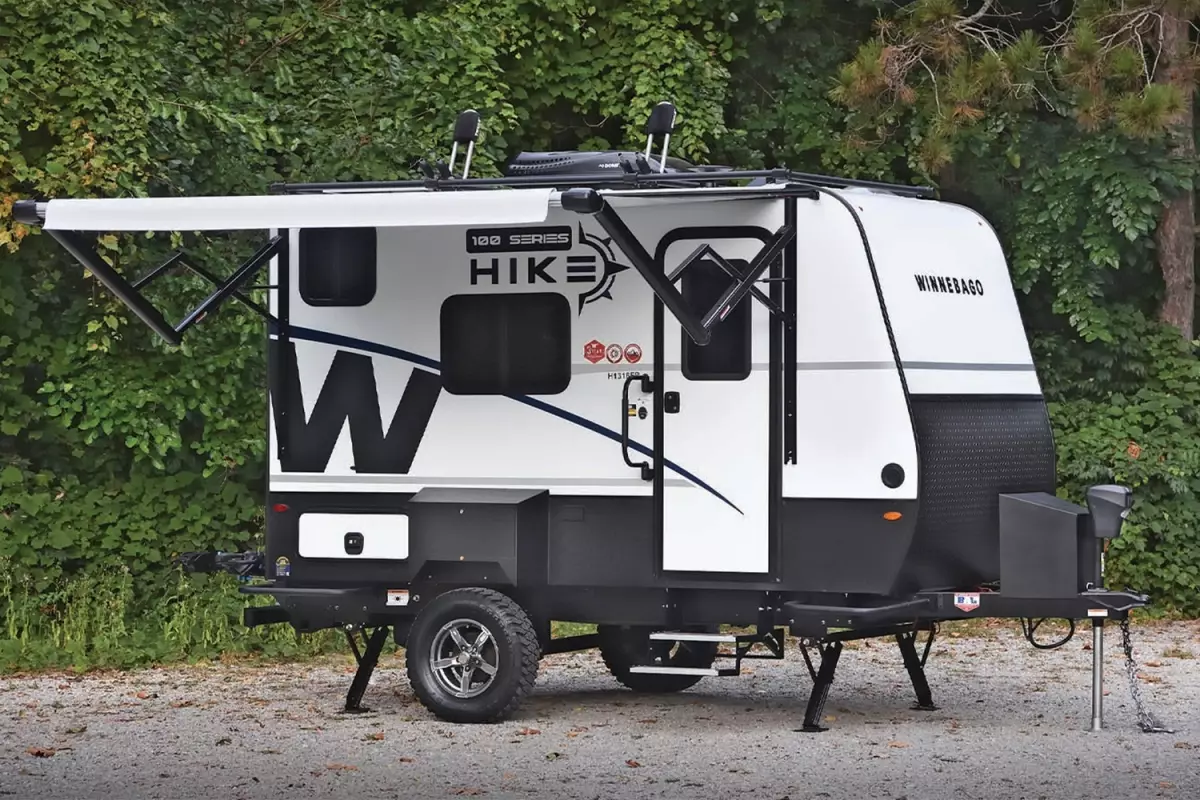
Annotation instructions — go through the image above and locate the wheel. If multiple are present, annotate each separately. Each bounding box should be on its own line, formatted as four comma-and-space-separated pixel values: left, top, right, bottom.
406, 587, 541, 723
597, 625, 719, 693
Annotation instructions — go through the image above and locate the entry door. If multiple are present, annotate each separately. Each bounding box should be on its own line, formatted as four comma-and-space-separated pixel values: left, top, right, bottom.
660, 249, 773, 574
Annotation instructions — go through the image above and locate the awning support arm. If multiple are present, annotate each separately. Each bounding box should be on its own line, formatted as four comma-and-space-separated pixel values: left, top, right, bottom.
666, 242, 785, 319
697, 225, 793, 329
133, 249, 271, 322
562, 188, 795, 344
46, 230, 281, 346
562, 188, 713, 345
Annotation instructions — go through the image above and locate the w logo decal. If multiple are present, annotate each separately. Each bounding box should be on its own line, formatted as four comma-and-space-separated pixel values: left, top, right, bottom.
270, 339, 441, 473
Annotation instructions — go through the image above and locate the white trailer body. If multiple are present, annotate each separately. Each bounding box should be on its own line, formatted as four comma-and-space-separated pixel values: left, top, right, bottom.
268, 188, 1037, 582
15, 116, 1148, 730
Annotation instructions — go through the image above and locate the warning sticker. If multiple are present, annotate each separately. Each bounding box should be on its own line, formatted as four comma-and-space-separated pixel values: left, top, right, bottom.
583, 339, 605, 364
624, 343, 643, 364
953, 593, 980, 612
1087, 608, 1108, 618
386, 589, 410, 607
605, 343, 623, 364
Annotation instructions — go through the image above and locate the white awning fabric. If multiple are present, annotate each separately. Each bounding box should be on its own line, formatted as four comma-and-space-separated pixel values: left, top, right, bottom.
42, 188, 554, 232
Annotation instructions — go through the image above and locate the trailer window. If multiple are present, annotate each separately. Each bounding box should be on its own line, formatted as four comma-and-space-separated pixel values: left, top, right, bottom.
681, 258, 751, 381
298, 227, 377, 306
440, 292, 571, 395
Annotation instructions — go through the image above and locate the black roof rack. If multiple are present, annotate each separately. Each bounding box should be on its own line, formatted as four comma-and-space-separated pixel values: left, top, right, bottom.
268, 167, 935, 199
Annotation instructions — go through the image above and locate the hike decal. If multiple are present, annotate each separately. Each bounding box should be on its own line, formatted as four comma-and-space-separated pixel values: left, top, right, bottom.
465, 223, 631, 314
573, 224, 631, 314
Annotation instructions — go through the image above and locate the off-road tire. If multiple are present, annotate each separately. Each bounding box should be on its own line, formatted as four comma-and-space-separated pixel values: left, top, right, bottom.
597, 624, 719, 693
406, 588, 540, 723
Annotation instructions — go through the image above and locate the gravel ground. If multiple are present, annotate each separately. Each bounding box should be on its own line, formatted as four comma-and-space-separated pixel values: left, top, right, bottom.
2, 621, 1197, 800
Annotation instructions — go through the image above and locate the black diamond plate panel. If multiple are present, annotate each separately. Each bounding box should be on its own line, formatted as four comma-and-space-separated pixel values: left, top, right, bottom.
902, 396, 1057, 590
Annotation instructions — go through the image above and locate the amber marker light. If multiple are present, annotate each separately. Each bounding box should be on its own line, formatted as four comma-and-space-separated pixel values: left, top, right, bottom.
883, 511, 902, 521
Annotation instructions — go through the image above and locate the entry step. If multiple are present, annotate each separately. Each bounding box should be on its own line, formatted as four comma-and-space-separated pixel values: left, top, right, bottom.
649, 631, 738, 643
628, 665, 722, 677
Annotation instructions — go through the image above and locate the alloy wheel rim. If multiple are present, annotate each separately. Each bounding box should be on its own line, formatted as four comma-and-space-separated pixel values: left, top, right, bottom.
429, 618, 500, 699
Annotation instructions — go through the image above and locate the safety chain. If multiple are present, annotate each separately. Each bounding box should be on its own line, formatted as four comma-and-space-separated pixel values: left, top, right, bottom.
1119, 616, 1173, 734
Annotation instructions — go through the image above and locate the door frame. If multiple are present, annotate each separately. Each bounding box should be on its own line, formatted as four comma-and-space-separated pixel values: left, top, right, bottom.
648, 211, 797, 582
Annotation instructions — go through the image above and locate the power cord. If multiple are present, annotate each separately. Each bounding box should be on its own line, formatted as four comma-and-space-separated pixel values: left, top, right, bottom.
1020, 617, 1075, 650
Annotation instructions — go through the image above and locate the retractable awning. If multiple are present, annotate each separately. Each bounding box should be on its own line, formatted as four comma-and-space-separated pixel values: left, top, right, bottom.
10, 188, 558, 347
12, 183, 803, 349
17, 188, 555, 232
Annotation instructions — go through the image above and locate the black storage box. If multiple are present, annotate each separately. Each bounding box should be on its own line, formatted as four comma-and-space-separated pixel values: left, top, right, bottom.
998, 492, 1099, 598
406, 487, 549, 588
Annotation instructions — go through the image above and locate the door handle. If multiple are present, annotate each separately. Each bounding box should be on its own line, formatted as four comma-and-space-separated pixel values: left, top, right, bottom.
621, 374, 654, 482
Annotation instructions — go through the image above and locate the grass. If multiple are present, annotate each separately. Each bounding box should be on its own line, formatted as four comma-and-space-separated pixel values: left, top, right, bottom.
550, 621, 598, 638
0, 563, 341, 674
2, 563, 1193, 676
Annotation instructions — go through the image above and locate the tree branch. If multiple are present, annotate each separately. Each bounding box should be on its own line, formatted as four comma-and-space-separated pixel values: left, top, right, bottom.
957, 0, 998, 30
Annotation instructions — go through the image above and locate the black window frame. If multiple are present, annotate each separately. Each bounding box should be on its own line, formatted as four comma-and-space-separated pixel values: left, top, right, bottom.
680, 257, 752, 382
439, 291, 572, 396
298, 226, 378, 307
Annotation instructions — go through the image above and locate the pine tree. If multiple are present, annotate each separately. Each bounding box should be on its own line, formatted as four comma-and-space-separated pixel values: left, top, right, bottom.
833, 0, 1197, 340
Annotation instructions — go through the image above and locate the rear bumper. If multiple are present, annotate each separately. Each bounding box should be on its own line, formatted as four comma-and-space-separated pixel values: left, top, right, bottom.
239, 582, 408, 633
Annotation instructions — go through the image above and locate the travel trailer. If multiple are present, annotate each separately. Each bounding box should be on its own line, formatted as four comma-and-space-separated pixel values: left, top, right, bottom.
14, 103, 1165, 733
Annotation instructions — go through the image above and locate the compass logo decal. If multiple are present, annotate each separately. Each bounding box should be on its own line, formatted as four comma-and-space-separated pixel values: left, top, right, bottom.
571, 223, 631, 314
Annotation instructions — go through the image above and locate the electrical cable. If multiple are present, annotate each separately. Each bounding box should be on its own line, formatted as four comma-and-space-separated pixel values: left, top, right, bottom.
1020, 617, 1075, 649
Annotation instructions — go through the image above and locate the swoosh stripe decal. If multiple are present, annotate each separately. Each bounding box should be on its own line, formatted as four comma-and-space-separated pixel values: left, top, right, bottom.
279, 325, 743, 515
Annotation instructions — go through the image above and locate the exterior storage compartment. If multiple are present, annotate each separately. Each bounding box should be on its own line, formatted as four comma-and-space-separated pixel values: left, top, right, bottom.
998, 492, 1099, 598
407, 488, 550, 588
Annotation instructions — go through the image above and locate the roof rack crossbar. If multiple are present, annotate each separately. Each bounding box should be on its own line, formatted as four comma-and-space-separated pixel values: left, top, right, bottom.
45, 229, 281, 346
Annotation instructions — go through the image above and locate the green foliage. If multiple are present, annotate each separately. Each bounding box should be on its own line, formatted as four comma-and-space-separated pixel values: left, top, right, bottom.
944, 114, 1200, 614
1041, 317, 1200, 612
0, 0, 790, 671
830, 1, 1197, 175
0, 0, 1198, 675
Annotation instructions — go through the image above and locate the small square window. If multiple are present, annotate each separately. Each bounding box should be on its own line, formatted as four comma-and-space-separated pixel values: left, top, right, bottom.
299, 227, 377, 306
440, 293, 571, 395
681, 258, 751, 381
